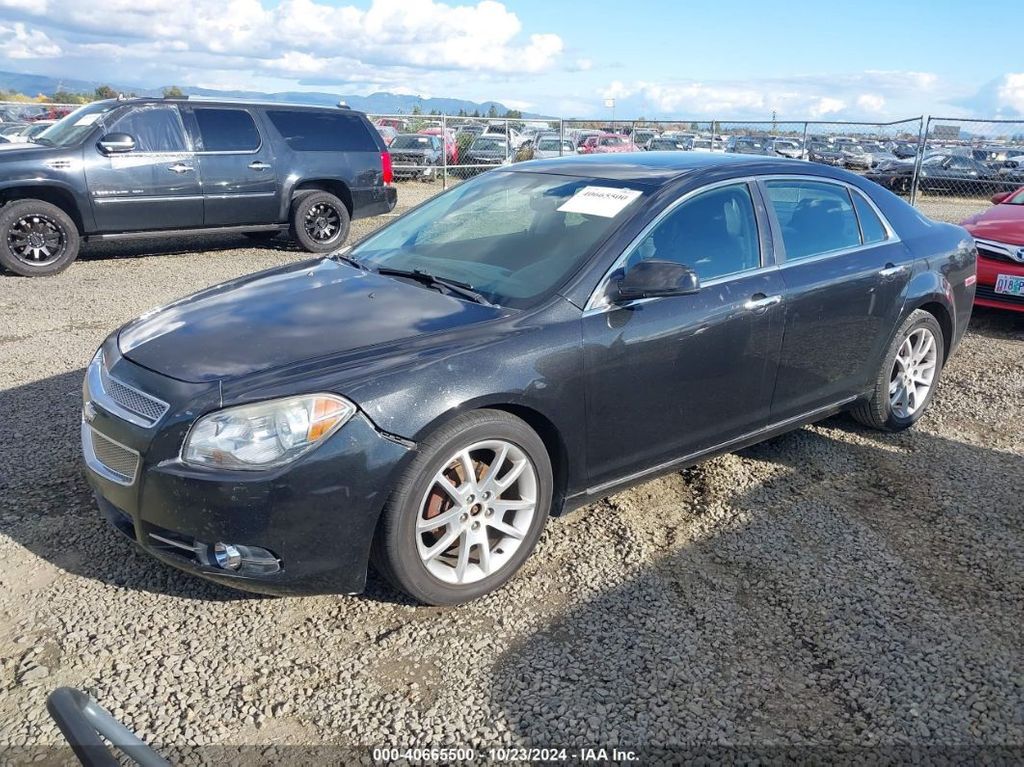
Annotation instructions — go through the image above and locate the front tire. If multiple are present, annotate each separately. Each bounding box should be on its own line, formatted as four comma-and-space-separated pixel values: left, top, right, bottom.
289, 191, 351, 253
372, 410, 553, 605
852, 309, 944, 431
0, 199, 80, 277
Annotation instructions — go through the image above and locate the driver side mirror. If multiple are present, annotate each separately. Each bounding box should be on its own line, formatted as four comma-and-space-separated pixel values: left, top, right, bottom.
98, 133, 135, 154
614, 259, 701, 302
991, 191, 1011, 204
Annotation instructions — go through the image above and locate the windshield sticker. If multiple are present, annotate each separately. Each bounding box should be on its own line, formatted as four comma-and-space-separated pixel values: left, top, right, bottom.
558, 186, 642, 218
74, 113, 102, 127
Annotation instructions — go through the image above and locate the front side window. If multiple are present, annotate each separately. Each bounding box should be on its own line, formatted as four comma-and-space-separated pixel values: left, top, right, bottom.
764, 180, 861, 261
624, 183, 761, 282
110, 106, 187, 152
193, 108, 260, 152
352, 171, 646, 307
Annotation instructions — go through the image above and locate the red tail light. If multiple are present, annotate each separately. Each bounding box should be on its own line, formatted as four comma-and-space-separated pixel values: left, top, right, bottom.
381, 151, 393, 185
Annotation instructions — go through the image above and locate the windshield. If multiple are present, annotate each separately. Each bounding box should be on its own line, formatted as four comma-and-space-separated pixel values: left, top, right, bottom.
1004, 188, 1024, 204
692, 140, 711, 149
536, 139, 561, 151
391, 135, 432, 149
600, 136, 627, 146
351, 171, 646, 308
33, 101, 118, 147
472, 138, 505, 151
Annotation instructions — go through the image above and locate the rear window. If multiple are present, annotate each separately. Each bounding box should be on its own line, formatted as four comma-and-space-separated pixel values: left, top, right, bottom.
266, 110, 378, 152
193, 108, 260, 152
765, 180, 862, 261
852, 191, 888, 244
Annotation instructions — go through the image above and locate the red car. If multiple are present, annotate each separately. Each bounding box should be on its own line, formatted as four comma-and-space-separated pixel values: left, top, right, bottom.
960, 187, 1024, 312
419, 127, 459, 164
579, 134, 638, 154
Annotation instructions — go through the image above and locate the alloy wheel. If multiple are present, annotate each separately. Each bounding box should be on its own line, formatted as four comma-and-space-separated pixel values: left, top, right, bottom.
416, 440, 538, 585
303, 202, 341, 243
7, 213, 66, 266
889, 327, 938, 418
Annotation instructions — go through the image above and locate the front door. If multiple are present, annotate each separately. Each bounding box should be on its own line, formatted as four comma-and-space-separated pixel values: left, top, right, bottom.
761, 178, 913, 420
583, 181, 786, 489
85, 104, 202, 232
185, 106, 280, 226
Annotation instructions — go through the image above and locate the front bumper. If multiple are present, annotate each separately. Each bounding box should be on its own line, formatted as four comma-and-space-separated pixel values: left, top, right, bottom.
82, 342, 413, 595
975, 253, 1024, 312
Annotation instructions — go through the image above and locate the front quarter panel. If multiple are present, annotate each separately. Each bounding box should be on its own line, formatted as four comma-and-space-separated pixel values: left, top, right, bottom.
222, 298, 588, 495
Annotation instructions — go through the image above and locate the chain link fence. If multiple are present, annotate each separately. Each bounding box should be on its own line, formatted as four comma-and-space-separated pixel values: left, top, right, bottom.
905, 116, 1024, 222
8, 100, 1024, 225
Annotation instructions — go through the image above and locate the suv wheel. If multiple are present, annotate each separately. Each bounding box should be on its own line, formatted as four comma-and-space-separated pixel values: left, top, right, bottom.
852, 309, 944, 432
0, 199, 80, 277
372, 410, 553, 605
290, 191, 350, 253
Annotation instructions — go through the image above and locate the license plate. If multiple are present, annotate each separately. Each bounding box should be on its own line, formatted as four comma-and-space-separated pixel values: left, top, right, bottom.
994, 274, 1024, 296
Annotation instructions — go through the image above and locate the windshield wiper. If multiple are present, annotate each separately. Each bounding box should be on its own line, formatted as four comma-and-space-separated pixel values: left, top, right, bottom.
330, 250, 369, 271
376, 267, 494, 306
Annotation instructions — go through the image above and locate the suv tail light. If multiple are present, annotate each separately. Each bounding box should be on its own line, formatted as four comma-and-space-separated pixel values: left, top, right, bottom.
381, 151, 393, 185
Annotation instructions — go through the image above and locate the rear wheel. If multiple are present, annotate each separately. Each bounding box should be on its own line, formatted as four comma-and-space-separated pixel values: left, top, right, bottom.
289, 191, 351, 253
0, 199, 80, 277
372, 410, 552, 605
853, 309, 944, 431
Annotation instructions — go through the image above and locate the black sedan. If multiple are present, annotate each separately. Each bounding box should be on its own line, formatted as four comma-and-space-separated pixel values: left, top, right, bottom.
82, 154, 976, 605
867, 153, 999, 195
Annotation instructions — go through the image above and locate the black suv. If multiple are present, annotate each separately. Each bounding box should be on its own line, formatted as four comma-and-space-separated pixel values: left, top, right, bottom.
0, 97, 397, 276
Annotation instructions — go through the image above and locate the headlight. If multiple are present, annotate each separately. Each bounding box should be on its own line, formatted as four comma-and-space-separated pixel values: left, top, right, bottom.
183, 394, 356, 470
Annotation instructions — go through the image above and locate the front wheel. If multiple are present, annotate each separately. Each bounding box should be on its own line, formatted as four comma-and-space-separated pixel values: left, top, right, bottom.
289, 191, 351, 253
852, 309, 944, 431
372, 410, 553, 605
0, 199, 80, 277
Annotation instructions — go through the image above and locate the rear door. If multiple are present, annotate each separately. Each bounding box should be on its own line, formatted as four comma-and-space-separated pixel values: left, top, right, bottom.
761, 178, 912, 420
85, 104, 202, 232
184, 106, 279, 226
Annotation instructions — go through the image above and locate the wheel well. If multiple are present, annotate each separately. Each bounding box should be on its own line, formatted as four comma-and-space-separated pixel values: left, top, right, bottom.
292, 180, 353, 216
917, 301, 953, 361
486, 404, 571, 516
0, 186, 84, 234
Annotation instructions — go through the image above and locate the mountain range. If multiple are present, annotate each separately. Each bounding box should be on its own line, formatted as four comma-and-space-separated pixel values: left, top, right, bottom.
0, 70, 543, 117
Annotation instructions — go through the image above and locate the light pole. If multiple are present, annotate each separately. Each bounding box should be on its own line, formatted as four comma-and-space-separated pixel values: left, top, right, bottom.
604, 97, 615, 130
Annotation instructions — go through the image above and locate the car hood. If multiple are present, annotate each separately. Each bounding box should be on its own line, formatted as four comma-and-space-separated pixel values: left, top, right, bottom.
0, 142, 61, 158
118, 258, 505, 383
962, 205, 1024, 244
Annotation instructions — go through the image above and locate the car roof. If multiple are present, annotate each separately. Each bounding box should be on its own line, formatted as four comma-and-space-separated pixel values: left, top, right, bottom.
513, 152, 814, 184
98, 97, 368, 116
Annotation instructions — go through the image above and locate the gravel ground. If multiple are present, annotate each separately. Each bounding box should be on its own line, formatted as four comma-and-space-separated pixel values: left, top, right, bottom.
1, 181, 1022, 761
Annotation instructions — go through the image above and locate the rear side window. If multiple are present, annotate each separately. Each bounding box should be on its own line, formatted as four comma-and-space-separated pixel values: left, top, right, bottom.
266, 110, 378, 152
193, 108, 260, 151
765, 180, 861, 261
852, 191, 888, 244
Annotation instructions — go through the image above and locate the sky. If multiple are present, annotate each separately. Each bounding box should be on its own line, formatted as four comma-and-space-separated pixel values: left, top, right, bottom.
0, 0, 1021, 121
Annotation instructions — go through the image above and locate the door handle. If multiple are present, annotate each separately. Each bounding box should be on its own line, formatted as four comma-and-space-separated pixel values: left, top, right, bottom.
167, 163, 194, 174
744, 294, 783, 312
248, 161, 272, 171
878, 263, 908, 278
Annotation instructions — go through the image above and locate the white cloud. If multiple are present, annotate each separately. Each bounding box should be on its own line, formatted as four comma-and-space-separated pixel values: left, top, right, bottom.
0, 22, 61, 59
594, 71, 955, 121
0, 0, 565, 77
996, 73, 1024, 114
856, 93, 886, 113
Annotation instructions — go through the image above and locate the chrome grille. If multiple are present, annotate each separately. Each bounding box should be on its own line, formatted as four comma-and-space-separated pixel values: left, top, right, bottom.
87, 351, 169, 428
84, 425, 140, 485
975, 238, 1024, 265
103, 374, 169, 423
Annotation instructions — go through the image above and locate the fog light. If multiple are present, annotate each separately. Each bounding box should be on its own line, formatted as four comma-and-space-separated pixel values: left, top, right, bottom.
213, 542, 242, 570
